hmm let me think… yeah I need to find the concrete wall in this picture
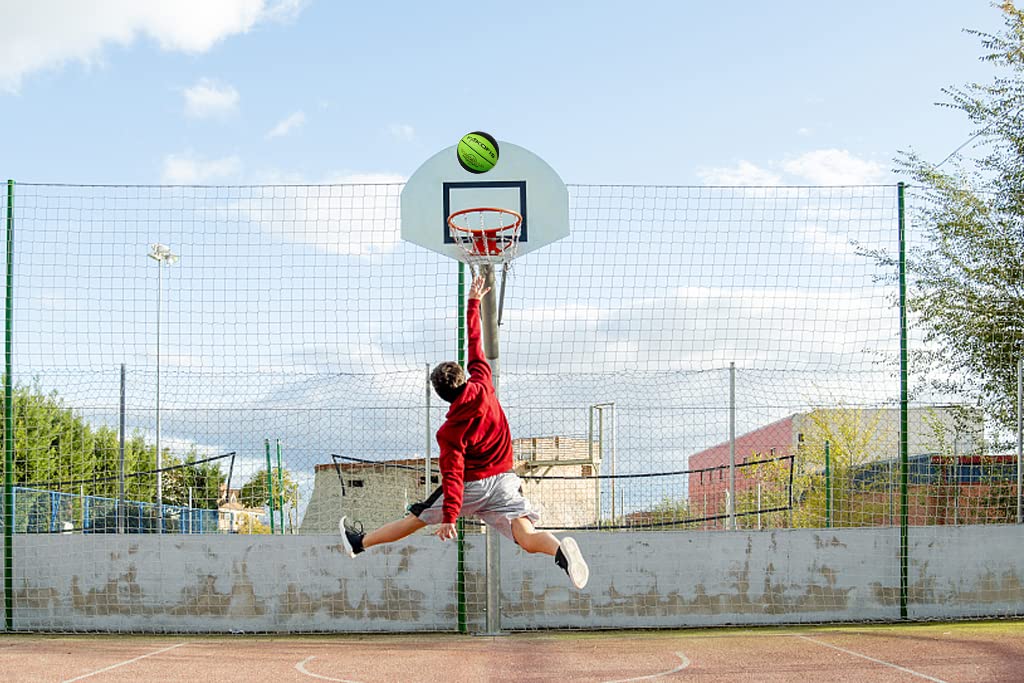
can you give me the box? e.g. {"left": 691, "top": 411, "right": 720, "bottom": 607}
{"left": 3, "top": 525, "right": 1022, "bottom": 632}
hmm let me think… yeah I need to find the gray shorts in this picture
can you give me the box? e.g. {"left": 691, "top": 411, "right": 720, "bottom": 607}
{"left": 414, "top": 471, "right": 540, "bottom": 541}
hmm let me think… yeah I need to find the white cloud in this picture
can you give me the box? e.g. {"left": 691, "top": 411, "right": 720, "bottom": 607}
{"left": 0, "top": 0, "right": 305, "bottom": 93}
{"left": 266, "top": 110, "right": 306, "bottom": 138}
{"left": 797, "top": 127, "right": 813, "bottom": 136}
{"left": 161, "top": 152, "right": 242, "bottom": 184}
{"left": 700, "top": 150, "right": 888, "bottom": 187}
{"left": 782, "top": 149, "right": 887, "bottom": 185}
{"left": 388, "top": 124, "right": 415, "bottom": 142}
{"left": 263, "top": 171, "right": 407, "bottom": 256}
{"left": 697, "top": 160, "right": 782, "bottom": 186}
{"left": 183, "top": 78, "right": 239, "bottom": 119}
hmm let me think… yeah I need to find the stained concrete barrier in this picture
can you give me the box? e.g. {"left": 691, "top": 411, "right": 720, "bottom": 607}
{"left": 3, "top": 525, "right": 1022, "bottom": 632}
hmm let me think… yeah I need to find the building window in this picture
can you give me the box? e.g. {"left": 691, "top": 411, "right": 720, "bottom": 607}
{"left": 581, "top": 465, "right": 593, "bottom": 477}
{"left": 347, "top": 479, "right": 364, "bottom": 488}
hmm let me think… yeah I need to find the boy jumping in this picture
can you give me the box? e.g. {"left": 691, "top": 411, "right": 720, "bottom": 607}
{"left": 339, "top": 274, "right": 589, "bottom": 589}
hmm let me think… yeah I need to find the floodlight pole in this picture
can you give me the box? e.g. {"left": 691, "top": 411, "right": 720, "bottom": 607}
{"left": 478, "top": 264, "right": 502, "bottom": 635}
{"left": 148, "top": 244, "right": 178, "bottom": 530}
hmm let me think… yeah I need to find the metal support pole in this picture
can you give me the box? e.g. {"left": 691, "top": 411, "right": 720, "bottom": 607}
{"left": 156, "top": 262, "right": 162, "bottom": 520}
{"left": 118, "top": 364, "right": 126, "bottom": 534}
{"left": 479, "top": 264, "right": 502, "bottom": 635}
{"left": 4, "top": 180, "right": 13, "bottom": 631}
{"left": 1017, "top": 357, "right": 1022, "bottom": 524}
{"left": 426, "top": 363, "right": 432, "bottom": 499}
{"left": 601, "top": 407, "right": 610, "bottom": 521}
{"left": 276, "top": 440, "right": 286, "bottom": 533}
{"left": 264, "top": 439, "right": 276, "bottom": 534}
{"left": 897, "top": 181, "right": 909, "bottom": 620}
{"left": 590, "top": 403, "right": 616, "bottom": 523}
{"left": 729, "top": 362, "right": 736, "bottom": 530}
{"left": 456, "top": 262, "right": 467, "bottom": 634}
{"left": 589, "top": 406, "right": 600, "bottom": 523}
{"left": 825, "top": 440, "right": 832, "bottom": 528}
{"left": 148, "top": 244, "right": 177, "bottom": 533}
{"left": 612, "top": 403, "right": 617, "bottom": 519}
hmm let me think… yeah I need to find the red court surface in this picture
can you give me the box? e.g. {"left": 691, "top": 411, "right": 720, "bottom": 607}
{"left": 1, "top": 621, "right": 1022, "bottom": 682}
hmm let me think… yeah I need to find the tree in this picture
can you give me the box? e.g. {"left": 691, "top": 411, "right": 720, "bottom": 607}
{"left": 870, "top": 3, "right": 1024, "bottom": 431}
{"left": 4, "top": 378, "right": 228, "bottom": 532}
{"left": 160, "top": 449, "right": 227, "bottom": 509}
{"left": 239, "top": 467, "right": 299, "bottom": 514}
{"left": 752, "top": 408, "right": 892, "bottom": 529}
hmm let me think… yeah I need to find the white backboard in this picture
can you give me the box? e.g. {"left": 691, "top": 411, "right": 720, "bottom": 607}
{"left": 401, "top": 140, "right": 569, "bottom": 262}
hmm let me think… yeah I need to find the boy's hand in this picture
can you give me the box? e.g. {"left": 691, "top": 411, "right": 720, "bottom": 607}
{"left": 434, "top": 522, "right": 457, "bottom": 541}
{"left": 468, "top": 275, "right": 491, "bottom": 301}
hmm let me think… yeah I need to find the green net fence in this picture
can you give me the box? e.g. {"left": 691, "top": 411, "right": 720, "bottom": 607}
{"left": 1, "top": 181, "right": 1020, "bottom": 632}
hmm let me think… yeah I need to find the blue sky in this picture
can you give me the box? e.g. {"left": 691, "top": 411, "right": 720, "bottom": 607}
{"left": 0, "top": 1, "right": 1008, "bottom": 186}
{"left": 1, "top": 1, "right": 1011, "bottom": 517}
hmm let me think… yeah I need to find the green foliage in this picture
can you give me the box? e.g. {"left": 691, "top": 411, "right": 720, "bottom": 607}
{"left": 868, "top": 3, "right": 1024, "bottom": 430}
{"left": 751, "top": 409, "right": 892, "bottom": 528}
{"left": 239, "top": 467, "right": 299, "bottom": 511}
{"left": 4, "top": 378, "right": 225, "bottom": 509}
{"left": 235, "top": 515, "right": 272, "bottom": 535}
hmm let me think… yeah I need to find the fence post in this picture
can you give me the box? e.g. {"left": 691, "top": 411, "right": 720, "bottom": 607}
{"left": 4, "top": 179, "right": 14, "bottom": 631}
{"left": 425, "top": 363, "right": 431, "bottom": 500}
{"left": 729, "top": 362, "right": 736, "bottom": 530}
{"left": 825, "top": 440, "right": 832, "bottom": 528}
{"left": 456, "top": 261, "right": 467, "bottom": 634}
{"left": 264, "top": 439, "right": 275, "bottom": 534}
{"left": 897, "top": 181, "right": 909, "bottom": 620}
{"left": 119, "top": 364, "right": 126, "bottom": 534}
{"left": 276, "top": 440, "right": 285, "bottom": 532}
{"left": 1017, "top": 357, "right": 1022, "bottom": 524}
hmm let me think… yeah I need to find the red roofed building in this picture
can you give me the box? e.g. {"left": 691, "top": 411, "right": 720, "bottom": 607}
{"left": 687, "top": 407, "right": 982, "bottom": 528}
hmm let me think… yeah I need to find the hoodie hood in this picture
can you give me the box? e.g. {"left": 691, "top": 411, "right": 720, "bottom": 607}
{"left": 446, "top": 381, "right": 486, "bottom": 422}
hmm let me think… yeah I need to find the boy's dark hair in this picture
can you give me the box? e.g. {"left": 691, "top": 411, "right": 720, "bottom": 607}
{"left": 430, "top": 361, "right": 467, "bottom": 403}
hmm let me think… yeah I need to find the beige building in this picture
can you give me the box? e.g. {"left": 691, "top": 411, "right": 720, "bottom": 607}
{"left": 300, "top": 436, "right": 603, "bottom": 534}
{"left": 216, "top": 485, "right": 266, "bottom": 533}
{"left": 513, "top": 436, "right": 602, "bottom": 529}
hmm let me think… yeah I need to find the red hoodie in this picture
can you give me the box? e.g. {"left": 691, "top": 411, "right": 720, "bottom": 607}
{"left": 435, "top": 298, "right": 514, "bottom": 523}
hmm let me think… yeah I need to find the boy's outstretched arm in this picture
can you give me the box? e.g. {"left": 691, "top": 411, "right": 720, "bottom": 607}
{"left": 466, "top": 274, "right": 493, "bottom": 384}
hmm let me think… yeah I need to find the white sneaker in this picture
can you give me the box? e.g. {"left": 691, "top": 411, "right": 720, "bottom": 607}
{"left": 338, "top": 516, "right": 365, "bottom": 558}
{"left": 559, "top": 537, "right": 589, "bottom": 589}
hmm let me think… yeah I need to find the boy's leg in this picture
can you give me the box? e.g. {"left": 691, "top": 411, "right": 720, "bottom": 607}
{"left": 510, "top": 516, "right": 560, "bottom": 556}
{"left": 340, "top": 513, "right": 427, "bottom": 558}
{"left": 363, "top": 514, "right": 427, "bottom": 549}
{"left": 511, "top": 516, "right": 589, "bottom": 589}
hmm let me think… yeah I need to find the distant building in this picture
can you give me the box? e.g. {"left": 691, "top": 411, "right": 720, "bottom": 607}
{"left": 299, "top": 435, "right": 602, "bottom": 534}
{"left": 300, "top": 458, "right": 435, "bottom": 534}
{"left": 687, "top": 407, "right": 983, "bottom": 527}
{"left": 514, "top": 436, "right": 602, "bottom": 530}
{"left": 217, "top": 484, "right": 265, "bottom": 533}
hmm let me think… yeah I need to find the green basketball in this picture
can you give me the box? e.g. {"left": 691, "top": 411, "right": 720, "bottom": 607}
{"left": 457, "top": 131, "right": 500, "bottom": 174}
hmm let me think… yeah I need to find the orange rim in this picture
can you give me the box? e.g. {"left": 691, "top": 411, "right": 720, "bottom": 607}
{"left": 447, "top": 207, "right": 522, "bottom": 256}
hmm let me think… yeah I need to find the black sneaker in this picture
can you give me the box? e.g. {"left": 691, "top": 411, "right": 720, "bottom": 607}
{"left": 554, "top": 537, "right": 589, "bottom": 589}
{"left": 339, "top": 516, "right": 365, "bottom": 558}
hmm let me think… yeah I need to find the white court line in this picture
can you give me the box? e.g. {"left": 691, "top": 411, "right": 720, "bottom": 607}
{"left": 295, "top": 655, "right": 365, "bottom": 683}
{"left": 62, "top": 642, "right": 189, "bottom": 683}
{"left": 795, "top": 635, "right": 949, "bottom": 683}
{"left": 602, "top": 652, "right": 691, "bottom": 683}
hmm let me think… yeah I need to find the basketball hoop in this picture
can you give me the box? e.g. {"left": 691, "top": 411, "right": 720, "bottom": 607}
{"left": 447, "top": 207, "right": 522, "bottom": 266}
